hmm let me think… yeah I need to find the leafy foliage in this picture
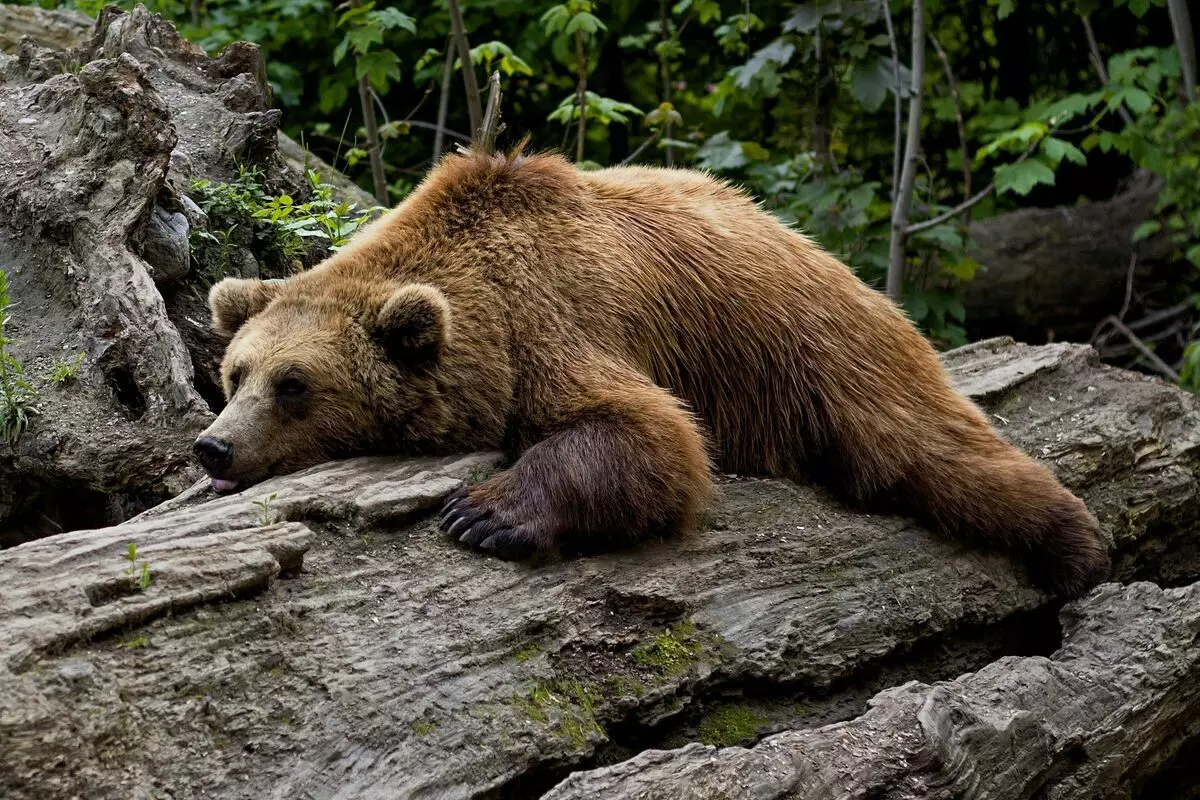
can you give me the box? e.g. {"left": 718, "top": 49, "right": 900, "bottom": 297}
{"left": 11, "top": 0, "right": 1200, "bottom": 374}
{"left": 187, "top": 166, "right": 380, "bottom": 284}
{"left": 0, "top": 269, "right": 37, "bottom": 446}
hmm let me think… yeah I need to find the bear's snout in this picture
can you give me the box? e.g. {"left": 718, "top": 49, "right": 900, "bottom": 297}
{"left": 193, "top": 435, "right": 235, "bottom": 474}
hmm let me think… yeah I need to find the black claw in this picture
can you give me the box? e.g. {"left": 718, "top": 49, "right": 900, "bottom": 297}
{"left": 460, "top": 518, "right": 509, "bottom": 548}
{"left": 478, "top": 527, "right": 540, "bottom": 560}
{"left": 439, "top": 496, "right": 491, "bottom": 539}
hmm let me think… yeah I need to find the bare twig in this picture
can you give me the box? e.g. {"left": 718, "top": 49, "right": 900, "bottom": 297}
{"left": 904, "top": 135, "right": 1041, "bottom": 236}
{"left": 473, "top": 72, "right": 504, "bottom": 154}
{"left": 882, "top": 0, "right": 902, "bottom": 201}
{"left": 619, "top": 131, "right": 662, "bottom": 165}
{"left": 447, "top": 0, "right": 482, "bottom": 137}
{"left": 433, "top": 39, "right": 454, "bottom": 162}
{"left": 930, "top": 33, "right": 971, "bottom": 226}
{"left": 659, "top": 0, "right": 675, "bottom": 166}
{"left": 356, "top": 75, "right": 388, "bottom": 205}
{"left": 575, "top": 31, "right": 588, "bottom": 162}
{"left": 1119, "top": 253, "right": 1138, "bottom": 322}
{"left": 1166, "top": 0, "right": 1197, "bottom": 101}
{"left": 1101, "top": 315, "right": 1180, "bottom": 381}
{"left": 1082, "top": 15, "right": 1134, "bottom": 125}
{"left": 887, "top": 0, "right": 926, "bottom": 301}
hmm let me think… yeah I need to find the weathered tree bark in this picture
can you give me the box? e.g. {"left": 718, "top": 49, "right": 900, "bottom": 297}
{"left": 2, "top": 339, "right": 1198, "bottom": 799}
{"left": 961, "top": 172, "right": 1182, "bottom": 344}
{"left": 0, "top": 3, "right": 92, "bottom": 52}
{"left": 0, "top": 5, "right": 372, "bottom": 539}
{"left": 547, "top": 580, "right": 1200, "bottom": 800}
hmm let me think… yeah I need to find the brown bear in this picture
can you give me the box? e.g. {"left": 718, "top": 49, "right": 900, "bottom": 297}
{"left": 196, "top": 142, "right": 1110, "bottom": 597}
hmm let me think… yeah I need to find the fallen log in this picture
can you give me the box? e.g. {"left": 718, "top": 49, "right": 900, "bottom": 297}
{"left": 962, "top": 171, "right": 1184, "bottom": 344}
{"left": 1, "top": 338, "right": 1198, "bottom": 799}
{"left": 546, "top": 580, "right": 1200, "bottom": 800}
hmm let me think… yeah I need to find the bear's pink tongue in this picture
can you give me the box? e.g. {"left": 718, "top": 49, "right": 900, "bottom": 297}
{"left": 211, "top": 478, "right": 239, "bottom": 493}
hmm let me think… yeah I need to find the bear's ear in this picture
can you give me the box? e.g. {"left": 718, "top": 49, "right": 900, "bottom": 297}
{"left": 371, "top": 284, "right": 451, "bottom": 367}
{"left": 208, "top": 278, "right": 280, "bottom": 336}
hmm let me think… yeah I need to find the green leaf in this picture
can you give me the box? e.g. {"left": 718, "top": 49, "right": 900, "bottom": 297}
{"left": 356, "top": 50, "right": 401, "bottom": 89}
{"left": 1132, "top": 220, "right": 1162, "bottom": 242}
{"left": 565, "top": 12, "right": 607, "bottom": 37}
{"left": 332, "top": 36, "right": 350, "bottom": 65}
{"left": 1188, "top": 245, "right": 1200, "bottom": 269}
{"left": 905, "top": 293, "right": 929, "bottom": 322}
{"left": 695, "top": 131, "right": 748, "bottom": 171}
{"left": 733, "top": 38, "right": 795, "bottom": 92}
{"left": 540, "top": 6, "right": 570, "bottom": 35}
{"left": 1040, "top": 137, "right": 1087, "bottom": 167}
{"left": 994, "top": 159, "right": 1057, "bottom": 196}
{"left": 347, "top": 26, "right": 383, "bottom": 55}
{"left": 368, "top": 7, "right": 416, "bottom": 33}
{"left": 849, "top": 55, "right": 892, "bottom": 112}
{"left": 337, "top": 2, "right": 374, "bottom": 27}
{"left": 740, "top": 141, "right": 770, "bottom": 161}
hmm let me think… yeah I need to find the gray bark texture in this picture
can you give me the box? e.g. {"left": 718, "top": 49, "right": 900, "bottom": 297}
{"left": 0, "top": 4, "right": 373, "bottom": 540}
{"left": 961, "top": 172, "right": 1181, "bottom": 344}
{"left": 2, "top": 338, "right": 1200, "bottom": 800}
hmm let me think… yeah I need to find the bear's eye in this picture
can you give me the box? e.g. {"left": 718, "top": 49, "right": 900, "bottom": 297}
{"left": 276, "top": 376, "right": 308, "bottom": 398}
{"left": 229, "top": 369, "right": 243, "bottom": 393}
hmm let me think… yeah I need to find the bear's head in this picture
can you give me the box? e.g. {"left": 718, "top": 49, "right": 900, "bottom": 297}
{"left": 193, "top": 276, "right": 452, "bottom": 494}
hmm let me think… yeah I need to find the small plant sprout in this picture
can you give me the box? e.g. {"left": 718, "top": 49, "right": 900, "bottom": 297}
{"left": 124, "top": 542, "right": 152, "bottom": 591}
{"left": 253, "top": 492, "right": 280, "bottom": 526}
{"left": 0, "top": 269, "right": 37, "bottom": 445}
{"left": 50, "top": 352, "right": 86, "bottom": 385}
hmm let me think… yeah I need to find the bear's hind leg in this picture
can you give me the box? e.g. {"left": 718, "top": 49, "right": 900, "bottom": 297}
{"left": 440, "top": 360, "right": 713, "bottom": 559}
{"left": 829, "top": 382, "right": 1110, "bottom": 598}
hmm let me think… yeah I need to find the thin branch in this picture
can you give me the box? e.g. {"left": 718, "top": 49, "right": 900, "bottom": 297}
{"left": 619, "top": 131, "right": 662, "bottom": 165}
{"left": 446, "top": 0, "right": 482, "bottom": 137}
{"left": 904, "top": 135, "right": 1041, "bottom": 235}
{"left": 575, "top": 31, "right": 588, "bottom": 163}
{"left": 1082, "top": 15, "right": 1134, "bottom": 125}
{"left": 1166, "top": 0, "right": 1197, "bottom": 101}
{"left": 882, "top": 0, "right": 902, "bottom": 201}
{"left": 930, "top": 32, "right": 971, "bottom": 226}
{"left": 659, "top": 0, "right": 675, "bottom": 166}
{"left": 356, "top": 75, "right": 388, "bottom": 205}
{"left": 1119, "top": 252, "right": 1138, "bottom": 322}
{"left": 1102, "top": 315, "right": 1180, "bottom": 381}
{"left": 473, "top": 71, "right": 504, "bottom": 154}
{"left": 433, "top": 39, "right": 454, "bottom": 162}
{"left": 886, "top": 0, "right": 925, "bottom": 302}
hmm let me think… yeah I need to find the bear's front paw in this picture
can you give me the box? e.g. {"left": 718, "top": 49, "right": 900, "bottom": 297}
{"left": 438, "top": 485, "right": 554, "bottom": 560}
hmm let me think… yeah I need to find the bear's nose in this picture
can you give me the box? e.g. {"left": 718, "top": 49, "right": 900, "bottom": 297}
{"left": 193, "top": 435, "right": 234, "bottom": 472}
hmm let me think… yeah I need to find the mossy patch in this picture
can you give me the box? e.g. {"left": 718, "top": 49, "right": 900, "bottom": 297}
{"left": 508, "top": 678, "right": 604, "bottom": 752}
{"left": 695, "top": 704, "right": 767, "bottom": 746}
{"left": 631, "top": 619, "right": 706, "bottom": 675}
{"left": 514, "top": 645, "right": 541, "bottom": 663}
{"left": 410, "top": 719, "right": 437, "bottom": 737}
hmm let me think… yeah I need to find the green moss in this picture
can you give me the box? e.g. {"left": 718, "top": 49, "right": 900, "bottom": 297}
{"left": 410, "top": 719, "right": 437, "bottom": 736}
{"left": 468, "top": 464, "right": 497, "bottom": 484}
{"left": 695, "top": 704, "right": 767, "bottom": 746}
{"left": 603, "top": 674, "right": 646, "bottom": 698}
{"left": 514, "top": 645, "right": 541, "bottom": 663}
{"left": 116, "top": 633, "right": 150, "bottom": 649}
{"left": 508, "top": 679, "right": 604, "bottom": 752}
{"left": 631, "top": 620, "right": 703, "bottom": 675}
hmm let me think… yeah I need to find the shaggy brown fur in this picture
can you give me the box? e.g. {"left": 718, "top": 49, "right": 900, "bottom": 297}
{"left": 200, "top": 143, "right": 1110, "bottom": 597}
